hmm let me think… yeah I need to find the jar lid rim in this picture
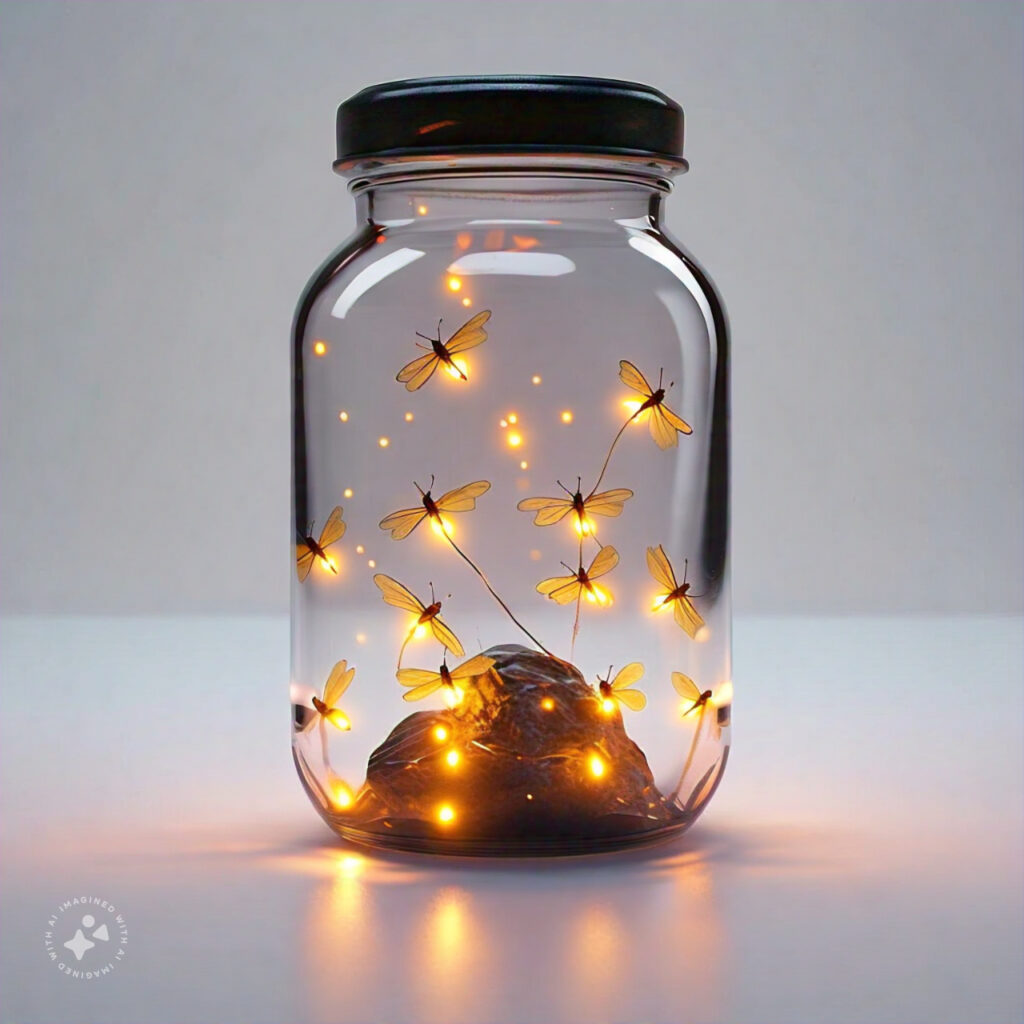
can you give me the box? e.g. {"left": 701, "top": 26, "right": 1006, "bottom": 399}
{"left": 335, "top": 75, "right": 686, "bottom": 173}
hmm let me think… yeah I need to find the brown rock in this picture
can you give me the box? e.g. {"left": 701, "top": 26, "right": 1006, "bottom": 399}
{"left": 346, "top": 645, "right": 681, "bottom": 852}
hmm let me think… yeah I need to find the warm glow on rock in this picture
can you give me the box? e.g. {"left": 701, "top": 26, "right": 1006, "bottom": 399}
{"left": 541, "top": 697, "right": 555, "bottom": 711}
{"left": 601, "top": 698, "right": 615, "bottom": 714}
{"left": 433, "top": 725, "right": 449, "bottom": 742}
{"left": 437, "top": 804, "right": 456, "bottom": 824}
{"left": 445, "top": 749, "right": 460, "bottom": 767}
{"left": 588, "top": 754, "right": 606, "bottom": 779}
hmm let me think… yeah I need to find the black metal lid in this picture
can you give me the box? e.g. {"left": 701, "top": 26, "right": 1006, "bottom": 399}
{"left": 334, "top": 75, "right": 686, "bottom": 172}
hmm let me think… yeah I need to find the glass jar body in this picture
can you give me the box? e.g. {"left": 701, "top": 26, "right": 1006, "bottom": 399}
{"left": 291, "top": 169, "right": 730, "bottom": 855}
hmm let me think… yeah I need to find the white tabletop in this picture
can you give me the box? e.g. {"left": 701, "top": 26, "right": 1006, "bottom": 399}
{"left": 1, "top": 614, "right": 1021, "bottom": 1024}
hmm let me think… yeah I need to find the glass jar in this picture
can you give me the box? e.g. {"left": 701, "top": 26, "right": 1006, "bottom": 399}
{"left": 291, "top": 77, "right": 730, "bottom": 855}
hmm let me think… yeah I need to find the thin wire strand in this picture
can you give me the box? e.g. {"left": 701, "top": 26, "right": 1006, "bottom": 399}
{"left": 587, "top": 410, "right": 640, "bottom": 498}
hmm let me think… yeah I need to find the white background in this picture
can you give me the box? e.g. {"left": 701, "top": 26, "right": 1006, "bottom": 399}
{"left": 1, "top": 0, "right": 1021, "bottom": 616}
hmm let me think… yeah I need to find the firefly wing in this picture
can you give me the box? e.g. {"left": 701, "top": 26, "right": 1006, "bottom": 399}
{"left": 646, "top": 545, "right": 678, "bottom": 592}
{"left": 429, "top": 614, "right": 465, "bottom": 658}
{"left": 403, "top": 679, "right": 443, "bottom": 702}
{"left": 436, "top": 480, "right": 491, "bottom": 513}
{"left": 396, "top": 668, "right": 441, "bottom": 688}
{"left": 614, "top": 688, "right": 647, "bottom": 712}
{"left": 649, "top": 405, "right": 681, "bottom": 449}
{"left": 587, "top": 544, "right": 619, "bottom": 580}
{"left": 379, "top": 506, "right": 428, "bottom": 540}
{"left": 450, "top": 654, "right": 496, "bottom": 680}
{"left": 397, "top": 352, "right": 440, "bottom": 391}
{"left": 443, "top": 310, "right": 491, "bottom": 354}
{"left": 673, "top": 595, "right": 705, "bottom": 638}
{"left": 619, "top": 359, "right": 654, "bottom": 397}
{"left": 537, "top": 574, "right": 582, "bottom": 604}
{"left": 323, "top": 660, "right": 355, "bottom": 706}
{"left": 584, "top": 488, "right": 633, "bottom": 519}
{"left": 296, "top": 543, "right": 316, "bottom": 582}
{"left": 672, "top": 671, "right": 702, "bottom": 701}
{"left": 373, "top": 574, "right": 426, "bottom": 614}
{"left": 318, "top": 506, "right": 346, "bottom": 549}
{"left": 517, "top": 496, "right": 574, "bottom": 526}
{"left": 660, "top": 402, "right": 693, "bottom": 436}
{"left": 611, "top": 662, "right": 645, "bottom": 691}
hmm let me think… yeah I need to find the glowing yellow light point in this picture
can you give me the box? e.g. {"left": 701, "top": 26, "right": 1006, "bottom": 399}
{"left": 430, "top": 515, "right": 454, "bottom": 538}
{"left": 499, "top": 418, "right": 508, "bottom": 428}
{"left": 695, "top": 625, "right": 710, "bottom": 643}
{"left": 337, "top": 853, "right": 363, "bottom": 876}
{"left": 417, "top": 204, "right": 428, "bottom": 216}
{"left": 507, "top": 432, "right": 523, "bottom": 448}
{"left": 507, "top": 413, "right": 518, "bottom": 425}
{"left": 447, "top": 276, "right": 462, "bottom": 292}
{"left": 319, "top": 556, "right": 337, "bottom": 574}
{"left": 601, "top": 698, "right": 615, "bottom": 714}
{"left": 520, "top": 460, "right": 529, "bottom": 470}
{"left": 331, "top": 781, "right": 354, "bottom": 809}
{"left": 541, "top": 697, "right": 555, "bottom": 711}
{"left": 589, "top": 754, "right": 606, "bottom": 779}
{"left": 404, "top": 411, "right": 414, "bottom": 422}
{"left": 445, "top": 749, "right": 460, "bottom": 767}
{"left": 343, "top": 487, "right": 354, "bottom": 499}
{"left": 433, "top": 725, "right": 449, "bottom": 742}
{"left": 445, "top": 356, "right": 469, "bottom": 379}
{"left": 526, "top": 793, "right": 534, "bottom": 800}
{"left": 560, "top": 410, "right": 574, "bottom": 424}
{"left": 623, "top": 398, "right": 643, "bottom": 416}
{"left": 313, "top": 340, "right": 327, "bottom": 356}
{"left": 367, "top": 559, "right": 376, "bottom": 569}
{"left": 378, "top": 436, "right": 390, "bottom": 448}
{"left": 461, "top": 297, "right": 472, "bottom": 307}
{"left": 442, "top": 686, "right": 463, "bottom": 709}
{"left": 529, "top": 548, "right": 542, "bottom": 561}
{"left": 531, "top": 374, "right": 542, "bottom": 385}
{"left": 355, "top": 632, "right": 367, "bottom": 644}
{"left": 338, "top": 410, "right": 349, "bottom": 422}
{"left": 326, "top": 708, "right": 352, "bottom": 731}
{"left": 413, "top": 623, "right": 428, "bottom": 640}
{"left": 437, "top": 804, "right": 456, "bottom": 824}
{"left": 355, "top": 544, "right": 365, "bottom": 554}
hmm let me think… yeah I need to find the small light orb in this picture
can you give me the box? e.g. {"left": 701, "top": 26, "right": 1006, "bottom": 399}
{"left": 447, "top": 276, "right": 462, "bottom": 292}
{"left": 433, "top": 725, "right": 449, "bottom": 743}
{"left": 560, "top": 410, "right": 573, "bottom": 424}
{"left": 507, "top": 413, "right": 518, "bottom": 425}
{"left": 343, "top": 487, "right": 354, "bottom": 498}
{"left": 601, "top": 698, "right": 615, "bottom": 714}
{"left": 499, "top": 418, "right": 508, "bottom": 428}
{"left": 507, "top": 432, "right": 523, "bottom": 448}
{"left": 520, "top": 460, "right": 529, "bottom": 470}
{"left": 417, "top": 204, "right": 429, "bottom": 216}
{"left": 404, "top": 411, "right": 414, "bottom": 422}
{"left": 437, "top": 804, "right": 456, "bottom": 824}
{"left": 331, "top": 781, "right": 354, "bottom": 809}
{"left": 313, "top": 340, "right": 328, "bottom": 356}
{"left": 355, "top": 632, "right": 367, "bottom": 644}
{"left": 367, "top": 559, "right": 376, "bottom": 568}
{"left": 442, "top": 686, "right": 463, "bottom": 709}
{"left": 378, "top": 436, "right": 390, "bottom": 448}
{"left": 413, "top": 623, "right": 428, "bottom": 640}
{"left": 589, "top": 754, "right": 606, "bottom": 779}
{"left": 541, "top": 697, "right": 555, "bottom": 711}
{"left": 526, "top": 793, "right": 534, "bottom": 800}
{"left": 445, "top": 749, "right": 460, "bottom": 767}
{"left": 461, "top": 297, "right": 472, "bottom": 307}
{"left": 355, "top": 544, "right": 365, "bottom": 554}
{"left": 531, "top": 374, "right": 542, "bottom": 385}
{"left": 338, "top": 410, "right": 349, "bottom": 422}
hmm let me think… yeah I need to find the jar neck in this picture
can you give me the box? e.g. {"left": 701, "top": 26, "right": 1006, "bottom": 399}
{"left": 353, "top": 174, "right": 667, "bottom": 229}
